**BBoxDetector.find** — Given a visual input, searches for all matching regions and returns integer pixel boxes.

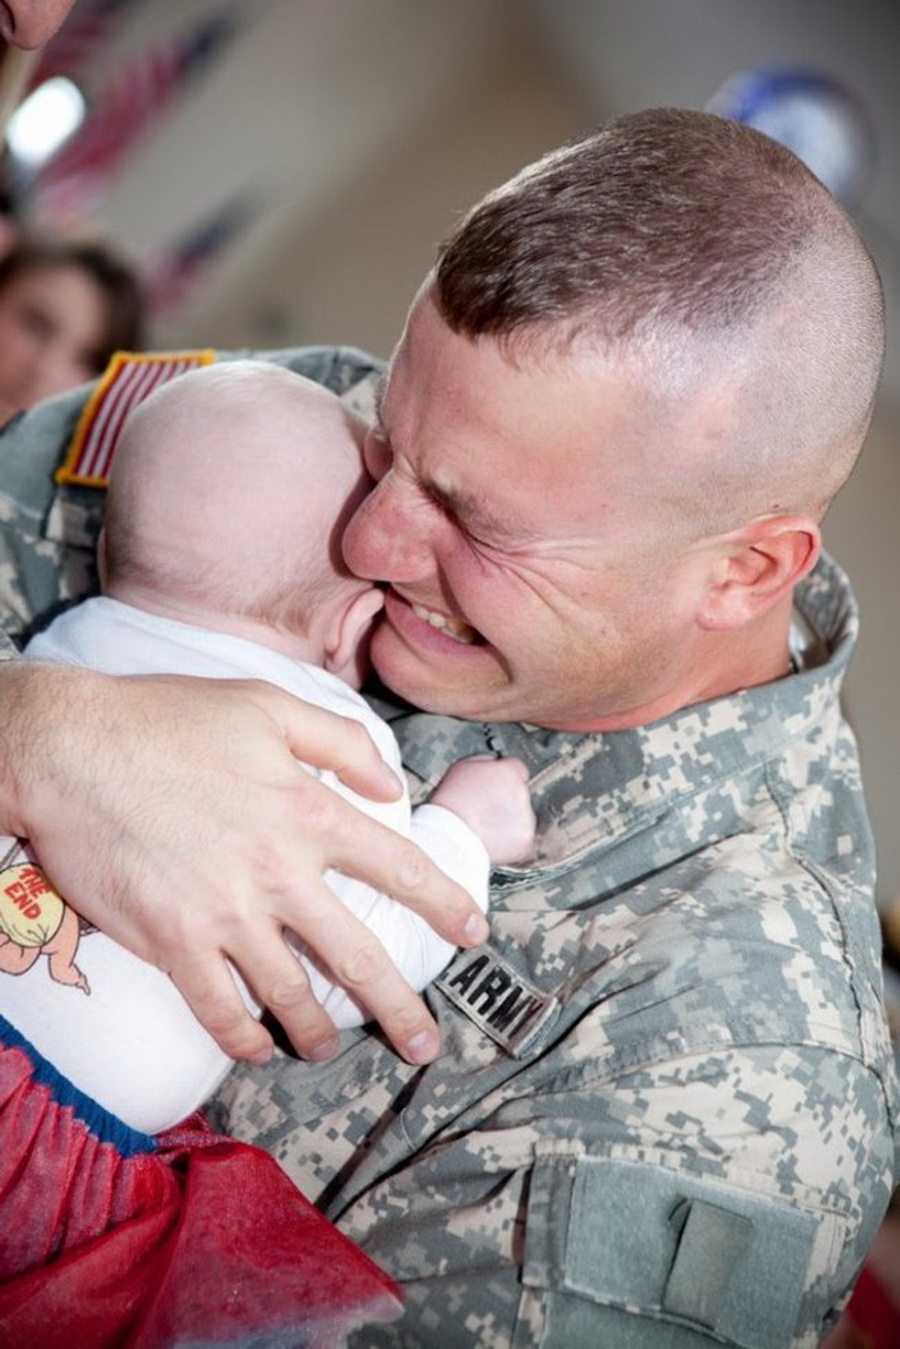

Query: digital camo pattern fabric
[0,349,895,1346]
[214,557,897,1342]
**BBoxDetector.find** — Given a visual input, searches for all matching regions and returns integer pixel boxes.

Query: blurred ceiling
[524,0,900,407]
[9,0,900,404]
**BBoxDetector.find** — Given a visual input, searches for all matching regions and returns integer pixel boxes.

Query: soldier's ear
[697,516,820,630]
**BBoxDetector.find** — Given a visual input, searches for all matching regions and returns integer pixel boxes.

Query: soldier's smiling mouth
[410,603,481,645]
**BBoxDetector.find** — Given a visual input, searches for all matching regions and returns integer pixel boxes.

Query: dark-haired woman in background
[0,237,143,427]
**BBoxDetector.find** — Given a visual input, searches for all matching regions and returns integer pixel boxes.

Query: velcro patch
[546,1155,821,1348]
[435,949,557,1056]
[56,349,215,488]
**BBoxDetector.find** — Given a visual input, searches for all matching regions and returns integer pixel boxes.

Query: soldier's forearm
[0,659,99,839]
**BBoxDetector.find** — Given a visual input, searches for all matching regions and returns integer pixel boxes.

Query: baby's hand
[430,756,536,865]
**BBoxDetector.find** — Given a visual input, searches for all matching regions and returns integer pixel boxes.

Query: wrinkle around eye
[456,519,563,564]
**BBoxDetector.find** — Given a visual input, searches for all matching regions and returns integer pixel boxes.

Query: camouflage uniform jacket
[0,350,896,1348]
[214,552,897,1349]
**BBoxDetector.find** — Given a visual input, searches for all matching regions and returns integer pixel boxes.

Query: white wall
[824,408,900,910]
[151,17,589,360]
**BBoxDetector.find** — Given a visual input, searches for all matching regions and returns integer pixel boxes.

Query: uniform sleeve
[0,389,97,639]
[0,631,21,662]
[345,1043,895,1348]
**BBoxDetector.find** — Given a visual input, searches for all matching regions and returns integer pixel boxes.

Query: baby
[3,360,534,1137]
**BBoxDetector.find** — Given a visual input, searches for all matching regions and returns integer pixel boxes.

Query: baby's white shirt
[3,598,489,1133]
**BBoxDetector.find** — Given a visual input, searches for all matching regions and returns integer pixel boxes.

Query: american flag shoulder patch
[56,349,216,488]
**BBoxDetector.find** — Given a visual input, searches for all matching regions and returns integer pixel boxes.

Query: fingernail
[463,912,490,945]
[377,763,403,797]
[406,1029,439,1064]
[248,1046,273,1066]
[307,1036,340,1062]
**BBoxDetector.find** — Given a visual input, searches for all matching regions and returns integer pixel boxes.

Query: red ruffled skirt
[0,1016,402,1347]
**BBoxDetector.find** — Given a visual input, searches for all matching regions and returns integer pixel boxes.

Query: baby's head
[101,360,382,687]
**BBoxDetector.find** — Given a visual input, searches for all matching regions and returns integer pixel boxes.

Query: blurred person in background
[0,2,79,131]
[0,187,19,262]
[0,0,76,51]
[0,236,143,428]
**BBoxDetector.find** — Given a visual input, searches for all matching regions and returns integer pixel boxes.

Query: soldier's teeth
[412,604,478,644]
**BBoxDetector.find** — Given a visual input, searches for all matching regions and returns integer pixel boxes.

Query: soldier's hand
[3,662,488,1064]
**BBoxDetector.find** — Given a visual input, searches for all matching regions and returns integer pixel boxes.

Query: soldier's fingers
[164,950,277,1064]
[271,876,441,1064]
[322,923,439,1065]
[260,687,403,802]
[228,928,345,1062]
[301,785,489,949]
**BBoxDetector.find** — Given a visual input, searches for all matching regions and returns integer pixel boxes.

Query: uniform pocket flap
[524,1153,822,1349]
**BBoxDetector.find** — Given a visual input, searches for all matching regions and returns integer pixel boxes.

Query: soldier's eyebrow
[423,476,481,524]
[374,369,529,542]
[422,471,529,543]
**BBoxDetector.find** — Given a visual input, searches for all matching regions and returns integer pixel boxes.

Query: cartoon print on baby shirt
[0,842,90,994]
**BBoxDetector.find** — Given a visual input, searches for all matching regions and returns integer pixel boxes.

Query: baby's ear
[324,587,385,687]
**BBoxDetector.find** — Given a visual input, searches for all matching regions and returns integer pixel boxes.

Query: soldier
[0,109,895,1344]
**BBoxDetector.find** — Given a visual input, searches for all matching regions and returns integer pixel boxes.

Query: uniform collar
[391,553,857,866]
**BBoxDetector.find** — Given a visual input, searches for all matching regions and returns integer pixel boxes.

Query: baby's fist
[430,756,535,865]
